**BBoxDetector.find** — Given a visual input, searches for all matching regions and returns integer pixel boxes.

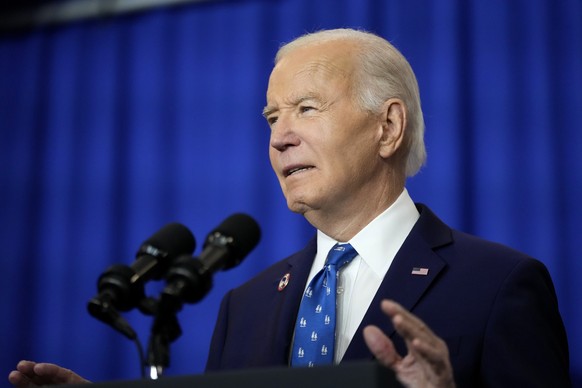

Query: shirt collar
[316,188,420,276]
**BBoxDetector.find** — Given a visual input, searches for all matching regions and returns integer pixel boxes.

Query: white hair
[275,28,426,177]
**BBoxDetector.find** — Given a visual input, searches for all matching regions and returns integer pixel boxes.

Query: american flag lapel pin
[278,273,291,291]
[411,267,429,276]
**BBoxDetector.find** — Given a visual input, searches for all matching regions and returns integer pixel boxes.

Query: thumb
[363,325,402,368]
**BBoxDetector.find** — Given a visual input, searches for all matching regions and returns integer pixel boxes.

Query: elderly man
[9,29,570,388]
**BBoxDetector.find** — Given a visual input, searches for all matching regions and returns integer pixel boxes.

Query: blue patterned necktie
[291,243,358,367]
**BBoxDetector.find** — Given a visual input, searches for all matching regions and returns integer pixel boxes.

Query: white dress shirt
[306,188,420,363]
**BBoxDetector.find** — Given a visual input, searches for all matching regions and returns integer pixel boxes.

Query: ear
[378,98,406,159]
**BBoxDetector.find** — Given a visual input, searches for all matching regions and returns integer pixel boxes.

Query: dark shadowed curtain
[1,0,581,384]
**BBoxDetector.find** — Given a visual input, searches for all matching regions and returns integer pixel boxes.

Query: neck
[304,183,405,242]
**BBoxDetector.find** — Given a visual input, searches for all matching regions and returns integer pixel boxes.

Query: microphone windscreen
[139,222,196,260]
[207,213,261,267]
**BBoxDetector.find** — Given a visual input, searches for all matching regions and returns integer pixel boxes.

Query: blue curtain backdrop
[1,0,581,384]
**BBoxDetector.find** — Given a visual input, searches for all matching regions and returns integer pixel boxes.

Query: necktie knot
[325,243,357,270]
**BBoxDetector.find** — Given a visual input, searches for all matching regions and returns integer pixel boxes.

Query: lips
[283,165,314,177]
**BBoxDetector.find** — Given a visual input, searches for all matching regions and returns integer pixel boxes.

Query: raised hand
[363,300,455,388]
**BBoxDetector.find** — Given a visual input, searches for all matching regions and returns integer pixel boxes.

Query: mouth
[283,165,315,177]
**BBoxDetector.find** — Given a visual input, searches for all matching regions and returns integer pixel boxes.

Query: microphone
[162,213,261,306]
[87,223,195,337]
[130,222,197,284]
[147,214,259,376]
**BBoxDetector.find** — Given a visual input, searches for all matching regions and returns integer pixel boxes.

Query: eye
[299,105,315,114]
[267,115,278,126]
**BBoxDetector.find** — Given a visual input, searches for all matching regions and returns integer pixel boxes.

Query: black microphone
[130,222,197,284]
[87,223,195,337]
[162,213,261,306]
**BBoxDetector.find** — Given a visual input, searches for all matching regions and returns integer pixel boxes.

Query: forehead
[266,42,357,101]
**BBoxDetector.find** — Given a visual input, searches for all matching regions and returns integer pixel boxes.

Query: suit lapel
[268,237,317,365]
[342,204,453,361]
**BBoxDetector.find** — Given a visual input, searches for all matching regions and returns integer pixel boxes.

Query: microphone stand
[146,294,183,379]
[146,256,214,378]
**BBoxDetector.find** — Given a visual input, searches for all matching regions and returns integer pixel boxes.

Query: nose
[269,117,301,152]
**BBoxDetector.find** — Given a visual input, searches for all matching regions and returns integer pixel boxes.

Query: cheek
[268,148,278,173]
[268,150,288,194]
[338,143,379,181]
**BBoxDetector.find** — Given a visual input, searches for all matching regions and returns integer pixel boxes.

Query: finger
[382,300,438,345]
[8,370,36,388]
[11,361,40,387]
[379,301,455,386]
[380,299,449,370]
[14,361,61,387]
[390,309,453,380]
[33,363,89,384]
[410,337,450,367]
[411,338,455,385]
[15,361,37,376]
[380,300,427,331]
[363,325,402,368]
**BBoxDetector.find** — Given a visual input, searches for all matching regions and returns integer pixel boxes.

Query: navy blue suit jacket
[206,204,570,387]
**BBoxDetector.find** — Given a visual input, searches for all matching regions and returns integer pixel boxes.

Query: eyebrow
[262,106,276,118]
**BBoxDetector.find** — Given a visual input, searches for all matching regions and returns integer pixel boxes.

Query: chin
[285,196,312,215]
[287,201,308,215]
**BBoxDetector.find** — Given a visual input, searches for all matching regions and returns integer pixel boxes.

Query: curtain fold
[1,0,580,383]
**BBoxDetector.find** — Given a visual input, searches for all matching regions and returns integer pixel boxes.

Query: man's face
[264,41,388,218]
